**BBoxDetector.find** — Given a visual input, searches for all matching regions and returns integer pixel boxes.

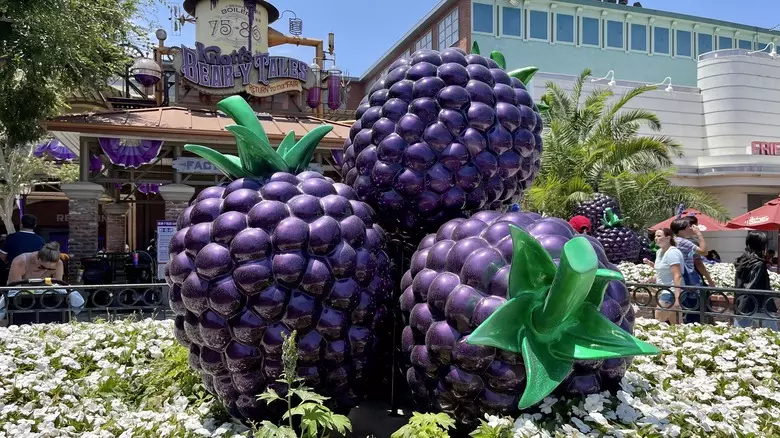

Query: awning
[44,106,352,152]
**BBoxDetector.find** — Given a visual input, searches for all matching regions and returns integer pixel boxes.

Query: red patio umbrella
[650,208,729,232]
[726,197,780,253]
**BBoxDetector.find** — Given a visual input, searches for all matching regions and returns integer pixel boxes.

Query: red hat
[569,215,592,233]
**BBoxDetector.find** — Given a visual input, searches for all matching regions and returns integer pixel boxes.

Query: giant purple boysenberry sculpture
[342,44,543,236]
[593,208,642,264]
[399,211,657,426]
[166,96,393,422]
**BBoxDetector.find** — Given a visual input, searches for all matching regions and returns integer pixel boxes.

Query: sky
[151,0,779,79]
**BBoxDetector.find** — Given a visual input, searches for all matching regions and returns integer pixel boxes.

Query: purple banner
[98,138,163,169]
[33,139,77,161]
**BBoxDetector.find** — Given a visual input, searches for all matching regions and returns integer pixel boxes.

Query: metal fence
[0,283,170,326]
[625,282,780,328]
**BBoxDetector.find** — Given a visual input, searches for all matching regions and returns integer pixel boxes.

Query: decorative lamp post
[306,62,322,109]
[129,57,162,87]
[327,65,342,110]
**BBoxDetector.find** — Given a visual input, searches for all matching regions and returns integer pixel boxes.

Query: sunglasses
[37,264,57,272]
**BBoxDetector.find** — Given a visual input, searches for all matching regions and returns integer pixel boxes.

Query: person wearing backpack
[670,218,708,323]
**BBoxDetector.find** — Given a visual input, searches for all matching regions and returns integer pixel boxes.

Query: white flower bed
[0,318,778,437]
[618,262,780,290]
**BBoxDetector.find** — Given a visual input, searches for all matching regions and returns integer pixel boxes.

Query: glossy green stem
[602,207,622,227]
[533,237,597,333]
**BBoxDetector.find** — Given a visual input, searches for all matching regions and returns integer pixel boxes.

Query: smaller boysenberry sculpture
[593,208,642,264]
[572,193,622,229]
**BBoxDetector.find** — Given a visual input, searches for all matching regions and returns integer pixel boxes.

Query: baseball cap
[569,215,592,233]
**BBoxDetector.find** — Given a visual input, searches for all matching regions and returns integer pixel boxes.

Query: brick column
[159,184,195,223]
[62,182,105,282]
[103,203,130,253]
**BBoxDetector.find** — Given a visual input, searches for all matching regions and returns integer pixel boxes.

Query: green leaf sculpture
[184,95,334,179]
[602,207,625,228]
[467,225,659,409]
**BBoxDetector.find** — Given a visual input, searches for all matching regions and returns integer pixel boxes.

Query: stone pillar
[62,182,105,281]
[103,203,130,253]
[159,184,195,223]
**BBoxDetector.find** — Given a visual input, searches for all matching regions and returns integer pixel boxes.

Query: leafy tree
[0,146,77,232]
[527,68,727,229]
[0,0,158,231]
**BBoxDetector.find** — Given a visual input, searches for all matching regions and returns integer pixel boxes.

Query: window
[503,7,522,37]
[654,27,670,54]
[473,3,493,33]
[718,36,733,50]
[738,39,753,50]
[757,41,772,52]
[438,8,459,49]
[697,33,713,55]
[630,23,647,51]
[415,31,432,51]
[529,10,548,40]
[582,17,599,46]
[556,14,574,43]
[676,30,692,57]
[606,20,624,49]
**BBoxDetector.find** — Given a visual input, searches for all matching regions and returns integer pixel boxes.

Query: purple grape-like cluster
[166,172,393,421]
[399,211,635,425]
[342,48,543,236]
[594,225,642,264]
[571,193,622,229]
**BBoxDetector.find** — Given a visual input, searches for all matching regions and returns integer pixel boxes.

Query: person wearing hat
[569,216,592,235]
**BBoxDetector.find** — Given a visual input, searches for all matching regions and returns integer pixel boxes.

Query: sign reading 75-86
[194,0,270,53]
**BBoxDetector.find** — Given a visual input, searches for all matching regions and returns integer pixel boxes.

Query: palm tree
[526,68,727,230]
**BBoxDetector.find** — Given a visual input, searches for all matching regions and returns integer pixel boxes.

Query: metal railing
[626,282,780,328]
[0,283,170,326]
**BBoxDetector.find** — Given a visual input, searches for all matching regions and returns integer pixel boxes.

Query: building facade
[359,0,780,260]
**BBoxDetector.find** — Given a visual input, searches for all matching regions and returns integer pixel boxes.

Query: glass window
[676,30,692,57]
[415,31,432,51]
[438,8,459,49]
[757,41,772,52]
[529,10,548,40]
[698,33,713,55]
[503,7,522,37]
[473,3,493,33]
[582,17,599,46]
[630,23,647,51]
[718,36,733,50]
[654,27,670,54]
[606,20,624,49]
[738,39,753,50]
[556,14,574,43]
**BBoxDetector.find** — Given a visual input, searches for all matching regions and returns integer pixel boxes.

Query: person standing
[643,228,684,325]
[670,218,708,323]
[734,231,777,330]
[0,215,45,266]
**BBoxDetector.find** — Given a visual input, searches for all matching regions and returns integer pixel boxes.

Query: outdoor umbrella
[650,208,729,232]
[726,197,780,253]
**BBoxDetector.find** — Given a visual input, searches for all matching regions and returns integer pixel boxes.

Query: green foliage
[254,330,352,438]
[469,418,514,438]
[391,412,455,438]
[527,68,727,230]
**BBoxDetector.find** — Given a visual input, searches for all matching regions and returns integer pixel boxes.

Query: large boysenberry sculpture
[342,44,543,236]
[166,96,392,421]
[399,211,658,426]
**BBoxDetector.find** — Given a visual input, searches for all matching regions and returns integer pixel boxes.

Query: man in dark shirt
[0,214,46,265]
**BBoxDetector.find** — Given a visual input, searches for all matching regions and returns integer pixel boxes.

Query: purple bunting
[98,138,163,169]
[90,154,104,174]
[33,139,77,161]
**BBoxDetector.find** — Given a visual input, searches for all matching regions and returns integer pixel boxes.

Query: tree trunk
[0,197,15,234]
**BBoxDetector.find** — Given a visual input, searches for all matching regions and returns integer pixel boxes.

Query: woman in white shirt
[643,228,684,325]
